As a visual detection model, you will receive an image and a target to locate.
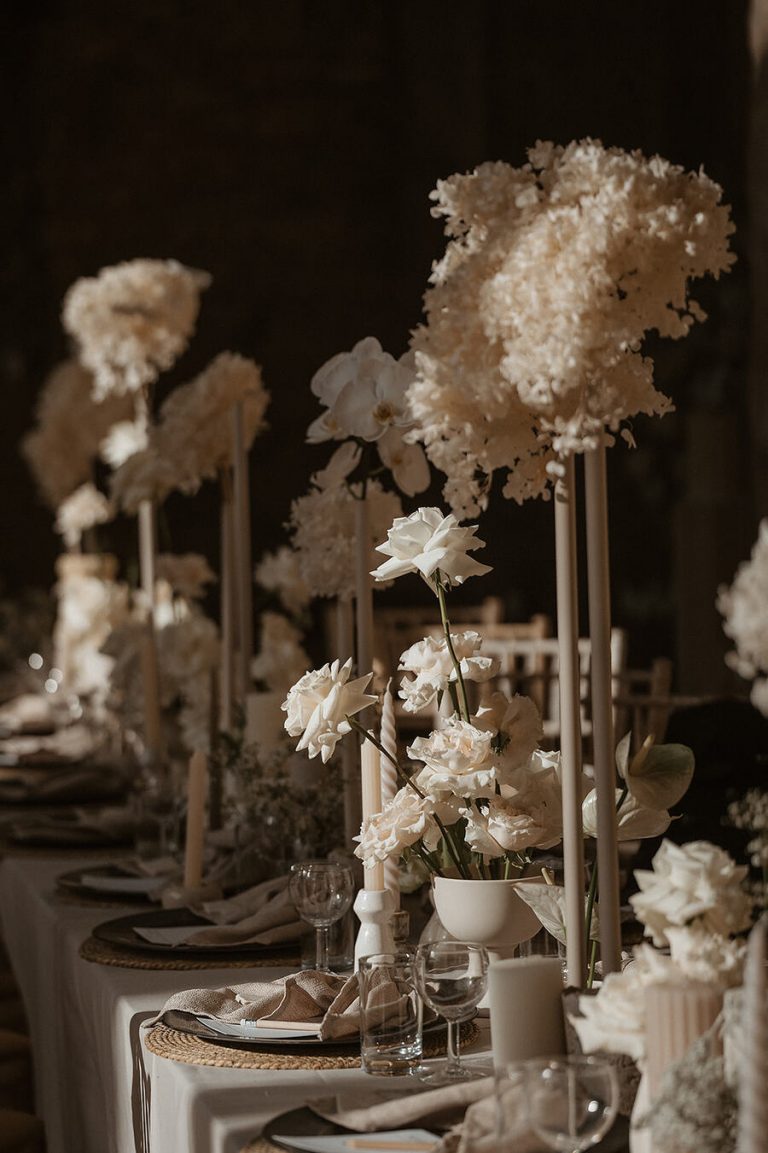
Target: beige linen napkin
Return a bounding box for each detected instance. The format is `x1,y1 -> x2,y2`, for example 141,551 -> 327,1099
0,723 -> 103,764
0,694 -> 56,736
182,874 -> 304,946
153,970 -> 361,1037
312,1079 -> 542,1153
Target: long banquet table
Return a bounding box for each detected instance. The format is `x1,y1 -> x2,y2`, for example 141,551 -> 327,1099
0,855 -> 491,1153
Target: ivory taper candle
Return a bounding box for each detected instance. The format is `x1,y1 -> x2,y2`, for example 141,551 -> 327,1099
354,495 -> 374,680
738,916 -> 768,1153
231,402 -> 253,702
139,623 -> 163,762
584,442 -> 622,975
360,739 -> 384,891
554,457 -> 587,987
337,596 -> 361,848
380,683 -> 400,906
183,750 -> 208,890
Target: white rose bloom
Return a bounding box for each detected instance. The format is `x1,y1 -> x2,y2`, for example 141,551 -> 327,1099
282,658 -> 377,763
629,839 -> 752,946
354,787 -> 434,865
371,507 -> 492,587
462,796 -> 560,858
570,966 -> 648,1063
398,631 -> 498,714
666,927 -> 745,988
408,717 -> 496,799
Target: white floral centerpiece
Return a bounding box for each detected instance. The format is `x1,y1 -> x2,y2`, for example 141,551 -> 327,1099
718,519 -> 768,717
408,140 -> 735,516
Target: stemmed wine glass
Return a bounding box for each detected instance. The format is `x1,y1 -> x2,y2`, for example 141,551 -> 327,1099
288,860 -> 355,972
519,1056 -> 619,1152
414,940 -> 488,1084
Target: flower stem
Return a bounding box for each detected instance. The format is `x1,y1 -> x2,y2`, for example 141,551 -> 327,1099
587,938 -> 598,989
434,572 -> 471,723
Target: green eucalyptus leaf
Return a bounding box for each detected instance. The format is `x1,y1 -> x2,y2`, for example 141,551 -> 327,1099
626,743 -> 695,810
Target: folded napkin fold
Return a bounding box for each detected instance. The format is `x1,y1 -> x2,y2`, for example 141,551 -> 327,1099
151,874 -> 305,947
311,1079 -> 542,1153
153,970 -> 361,1039
0,723 -> 104,765
0,694 -> 57,736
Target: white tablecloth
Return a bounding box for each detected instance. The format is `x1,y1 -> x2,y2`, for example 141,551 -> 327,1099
0,856 -> 491,1153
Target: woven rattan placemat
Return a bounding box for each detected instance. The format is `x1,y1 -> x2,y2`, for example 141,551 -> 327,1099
78,935 -> 298,970
145,1020 -> 478,1072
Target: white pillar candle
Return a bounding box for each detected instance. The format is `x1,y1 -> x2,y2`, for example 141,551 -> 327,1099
380,683 -> 400,907
738,916 -> 768,1153
231,403 -> 253,704
584,443 -> 622,976
554,457 -> 587,988
360,739 -> 384,891
645,982 -> 723,1098
489,956 -> 565,1067
183,750 -> 208,890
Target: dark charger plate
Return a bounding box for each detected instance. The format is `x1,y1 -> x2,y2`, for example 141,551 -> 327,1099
91,907 -> 298,958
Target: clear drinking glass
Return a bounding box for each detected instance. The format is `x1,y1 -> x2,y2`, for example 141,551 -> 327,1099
288,860 -> 355,972
414,940 -> 488,1084
358,951 -> 422,1076
520,1056 -> 619,1152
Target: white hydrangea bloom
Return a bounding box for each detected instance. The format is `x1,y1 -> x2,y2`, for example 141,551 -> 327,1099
62,259 -> 210,399
410,140 -> 735,515
717,520 -> 768,715
55,483 -> 114,549
22,359 -> 134,508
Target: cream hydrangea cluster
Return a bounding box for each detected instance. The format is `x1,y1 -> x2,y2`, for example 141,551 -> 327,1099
54,483 -> 115,550
289,479 -> 403,600
409,139 -> 735,516
251,612 -> 311,697
717,520 -> 768,716
110,351 -> 270,511
62,259 -> 210,400
253,546 -> 311,619
22,359 -> 134,509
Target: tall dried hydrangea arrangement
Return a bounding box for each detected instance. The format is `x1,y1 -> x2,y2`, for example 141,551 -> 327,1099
62,258 -> 210,402
717,519 -> 768,717
22,359 -> 133,510
409,139 -> 735,516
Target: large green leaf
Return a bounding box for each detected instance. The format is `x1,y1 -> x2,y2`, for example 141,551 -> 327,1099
625,743 -> 694,810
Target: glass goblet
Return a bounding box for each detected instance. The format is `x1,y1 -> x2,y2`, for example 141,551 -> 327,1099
288,860 -> 355,972
415,940 -> 488,1084
521,1056 -> 619,1152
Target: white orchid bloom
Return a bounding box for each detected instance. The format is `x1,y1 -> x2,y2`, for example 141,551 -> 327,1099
376,427 -> 431,496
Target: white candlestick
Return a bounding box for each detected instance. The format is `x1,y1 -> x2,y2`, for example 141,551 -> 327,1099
738,916 -> 768,1153
183,750 -> 208,890
554,457 -> 586,988
489,957 -> 565,1067
219,479 -> 235,733
584,442 -> 622,975
139,623 -> 163,762
360,739 -> 384,890
380,683 -> 400,907
231,402 -> 253,704
354,494 -> 374,679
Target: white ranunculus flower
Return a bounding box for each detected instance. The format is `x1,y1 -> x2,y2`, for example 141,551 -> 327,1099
281,658 -> 377,764
582,788 -> 670,842
408,717 -> 496,798
371,507 -> 492,587
629,839 -> 752,946
398,631 -> 498,714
